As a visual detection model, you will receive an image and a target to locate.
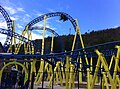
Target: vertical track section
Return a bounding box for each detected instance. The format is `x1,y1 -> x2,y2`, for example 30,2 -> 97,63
0,5 -> 12,51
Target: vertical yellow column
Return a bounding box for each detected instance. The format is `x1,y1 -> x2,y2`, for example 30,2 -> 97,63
65,56 -> 69,89
12,20 -> 17,69
72,67 -> 75,88
47,64 -> 52,81
76,52 -> 82,84
116,75 -> 120,89
51,33 -> 54,52
47,62 -> 59,87
93,49 -> 115,89
45,29 -> 54,83
113,46 -> 120,88
79,57 -> 82,83
75,19 -> 90,89
69,20 -> 77,88
54,62 -> 63,85
90,49 -> 101,89
69,64 -> 74,89
12,20 -> 16,52
30,32 -> 36,75
61,62 -> 65,80
15,26 -> 28,54
27,30 -> 36,80
102,72 -> 109,89
57,62 -> 63,86
109,55 -> 115,70
90,57 -> 93,82
35,15 -> 46,85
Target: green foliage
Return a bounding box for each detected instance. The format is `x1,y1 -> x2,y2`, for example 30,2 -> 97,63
1,26 -> 120,54
33,26 -> 120,53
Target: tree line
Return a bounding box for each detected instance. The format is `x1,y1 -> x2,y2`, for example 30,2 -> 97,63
34,26 -> 120,53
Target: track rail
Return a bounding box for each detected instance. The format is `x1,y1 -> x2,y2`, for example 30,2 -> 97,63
0,28 -> 30,42
0,5 -> 12,48
30,26 -> 59,37
25,12 -> 77,30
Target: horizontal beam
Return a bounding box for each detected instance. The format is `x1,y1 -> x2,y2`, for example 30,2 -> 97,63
0,54 -> 53,66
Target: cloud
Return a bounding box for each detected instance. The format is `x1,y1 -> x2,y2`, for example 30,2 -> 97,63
32,32 -> 43,40
4,6 -> 25,15
10,16 -> 19,20
0,21 -> 8,45
4,6 -> 16,14
112,25 -> 119,28
23,31 -> 42,40
16,24 -> 23,29
47,8 -> 56,12
0,34 -> 7,45
25,14 -> 31,18
21,14 -> 32,23
0,0 -> 25,15
37,13 -> 43,16
31,25 -> 57,38
34,23 -> 55,30
32,10 -> 44,16
0,0 -> 14,6
17,7 -> 25,12
31,31 -> 50,40
56,20 -> 62,23
0,21 -> 7,29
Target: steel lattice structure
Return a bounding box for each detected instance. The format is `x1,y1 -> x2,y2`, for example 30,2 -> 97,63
26,12 -> 77,30
30,26 -> 59,37
0,28 -> 30,42
0,5 -> 120,89
0,5 -> 12,50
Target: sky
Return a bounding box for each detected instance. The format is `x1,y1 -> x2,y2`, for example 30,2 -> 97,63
0,0 -> 120,44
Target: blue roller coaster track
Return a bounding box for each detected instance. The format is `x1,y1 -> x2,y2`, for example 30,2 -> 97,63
0,5 -> 12,50
30,26 -> 59,37
1,5 -> 120,89
26,12 -> 77,31
0,28 -> 30,42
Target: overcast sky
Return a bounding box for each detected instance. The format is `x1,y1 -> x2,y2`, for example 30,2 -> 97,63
0,0 -> 120,44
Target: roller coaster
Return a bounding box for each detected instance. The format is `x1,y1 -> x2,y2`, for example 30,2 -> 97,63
0,5 -> 120,89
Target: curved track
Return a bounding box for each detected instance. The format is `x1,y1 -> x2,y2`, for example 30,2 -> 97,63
25,12 -> 77,30
30,26 -> 65,52
0,5 -> 12,49
30,26 -> 59,37
1,5 -> 120,89
0,28 -> 30,42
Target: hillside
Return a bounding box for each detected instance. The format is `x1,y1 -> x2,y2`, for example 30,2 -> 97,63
83,26 -> 120,47
34,26 -> 120,52
0,26 -> 120,53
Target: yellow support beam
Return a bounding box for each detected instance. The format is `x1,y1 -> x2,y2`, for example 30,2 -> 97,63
113,46 -> 120,85
102,72 -> 109,89
35,15 -> 46,85
47,62 -> 60,87
91,49 -> 115,89
51,33 -> 54,52
46,64 -> 52,81
65,56 -> 70,89
79,57 -> 82,83
75,19 -> 90,88
109,55 -> 115,70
